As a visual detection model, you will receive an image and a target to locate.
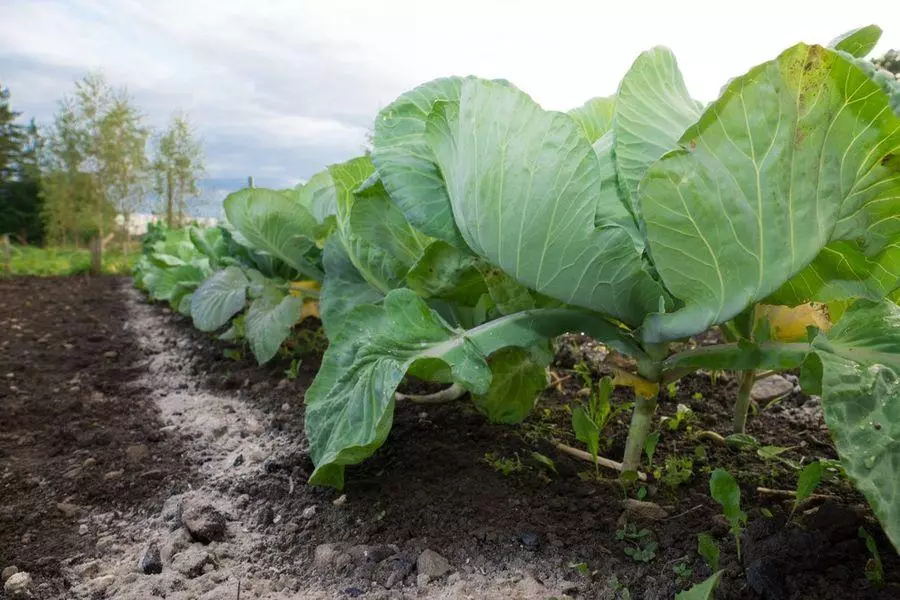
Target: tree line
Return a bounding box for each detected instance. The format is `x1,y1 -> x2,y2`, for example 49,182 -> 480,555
0,72 -> 204,247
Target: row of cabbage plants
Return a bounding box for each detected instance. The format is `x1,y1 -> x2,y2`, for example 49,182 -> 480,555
136,25 -> 900,551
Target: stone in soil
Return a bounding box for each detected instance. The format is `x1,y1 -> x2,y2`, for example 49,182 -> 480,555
180,502 -> 226,543
417,549 -> 451,578
55,502 -> 81,518
751,374 -> 794,401
3,571 -> 32,598
620,498 -> 670,521
1,566 -> 18,582
171,547 -> 215,578
140,542 -> 163,574
314,543 -> 348,572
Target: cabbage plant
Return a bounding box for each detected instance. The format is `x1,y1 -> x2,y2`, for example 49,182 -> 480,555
303,25 -> 900,550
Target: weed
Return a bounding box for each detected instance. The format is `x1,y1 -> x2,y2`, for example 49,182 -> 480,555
697,533 -> 719,571
859,527 -> 885,588
644,431 -> 661,468
673,560 -> 693,587
482,452 -> 522,476
617,523 -> 657,563
284,358 -> 302,380
655,456 -> 694,488
709,469 -> 747,560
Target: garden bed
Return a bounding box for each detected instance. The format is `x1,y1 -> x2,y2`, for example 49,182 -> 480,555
0,276 -> 897,599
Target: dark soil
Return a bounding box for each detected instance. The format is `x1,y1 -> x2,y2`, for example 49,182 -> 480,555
169,315 -> 900,599
0,276 -> 194,597
1,276 -> 898,600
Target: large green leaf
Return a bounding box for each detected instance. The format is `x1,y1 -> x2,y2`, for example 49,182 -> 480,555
224,188 -> 323,280
568,96 -> 616,143
244,286 -> 303,364
372,77 -> 470,248
641,44 -> 900,342
768,241 -> 900,305
425,78 -> 667,326
614,47 -> 702,221
295,170 -> 338,224
828,25 -> 882,58
662,340 -> 810,373
319,236 -> 384,336
147,264 -> 206,302
406,240 -> 487,306
472,346 -> 550,424
326,157 -> 426,294
806,299 -> 900,551
191,266 -> 249,332
305,289 -> 643,488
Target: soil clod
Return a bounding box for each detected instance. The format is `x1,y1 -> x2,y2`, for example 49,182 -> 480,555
180,502 -> 226,543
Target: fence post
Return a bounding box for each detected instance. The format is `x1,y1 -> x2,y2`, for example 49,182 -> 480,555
90,236 -> 102,276
2,234 -> 10,274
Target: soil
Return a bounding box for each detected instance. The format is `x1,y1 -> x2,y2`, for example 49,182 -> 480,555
1,276 -> 898,600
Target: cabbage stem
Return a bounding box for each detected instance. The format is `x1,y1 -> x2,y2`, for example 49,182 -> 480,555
733,369 -> 755,433
621,393 -> 658,472
395,383 -> 466,404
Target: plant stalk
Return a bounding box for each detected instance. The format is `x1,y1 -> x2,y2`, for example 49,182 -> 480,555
733,369 -> 756,433
553,442 -> 647,481
395,383 -> 466,404
621,393 -> 658,472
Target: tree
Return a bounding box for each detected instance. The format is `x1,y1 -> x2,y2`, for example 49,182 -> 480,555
873,49 -> 899,76
42,72 -> 149,245
0,84 -> 44,244
151,114 -> 204,228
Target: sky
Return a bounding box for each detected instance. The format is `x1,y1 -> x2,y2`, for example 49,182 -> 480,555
1,0 -> 898,216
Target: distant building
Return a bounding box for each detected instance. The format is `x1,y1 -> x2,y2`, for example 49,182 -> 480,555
115,213 -> 219,235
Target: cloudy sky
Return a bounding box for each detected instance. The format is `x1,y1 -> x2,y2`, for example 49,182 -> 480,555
2,1 -> 898,215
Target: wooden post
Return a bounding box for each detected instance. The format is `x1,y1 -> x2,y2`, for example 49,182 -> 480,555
90,236 -> 102,276
247,176 -> 254,189
2,234 -> 10,274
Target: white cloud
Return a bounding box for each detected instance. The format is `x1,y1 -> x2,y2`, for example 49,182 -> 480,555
1,0 -> 898,189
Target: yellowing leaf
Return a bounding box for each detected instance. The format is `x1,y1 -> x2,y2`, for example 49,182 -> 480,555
300,299 -> 320,321
754,303 -> 832,341
289,280 -> 322,297
612,368 -> 659,399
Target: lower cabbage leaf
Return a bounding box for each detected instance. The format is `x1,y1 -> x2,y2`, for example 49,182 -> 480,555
805,299 -> 900,551
304,288 -> 640,488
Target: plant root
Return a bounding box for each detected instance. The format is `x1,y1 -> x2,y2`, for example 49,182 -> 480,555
553,442 -> 647,481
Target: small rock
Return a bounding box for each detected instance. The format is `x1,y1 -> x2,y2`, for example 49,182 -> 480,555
244,418 -> 263,435
519,531 -> 539,549
171,547 -> 214,578
103,351 -> 118,359
751,375 -> 794,402
125,444 -> 149,464
160,496 -> 183,530
281,402 -> 290,411
78,524 -> 89,536
181,502 -> 226,543
417,549 -> 450,579
4,571 -> 32,598
314,543 -> 348,571
301,505 -> 317,519
104,470 -> 124,480
416,573 -> 430,588
140,543 -> 163,574
332,494 -> 347,507
347,544 -> 396,565
56,502 -> 81,518
232,454 -> 245,467
87,575 -> 114,595
621,499 -> 670,521
2,566 -> 19,582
